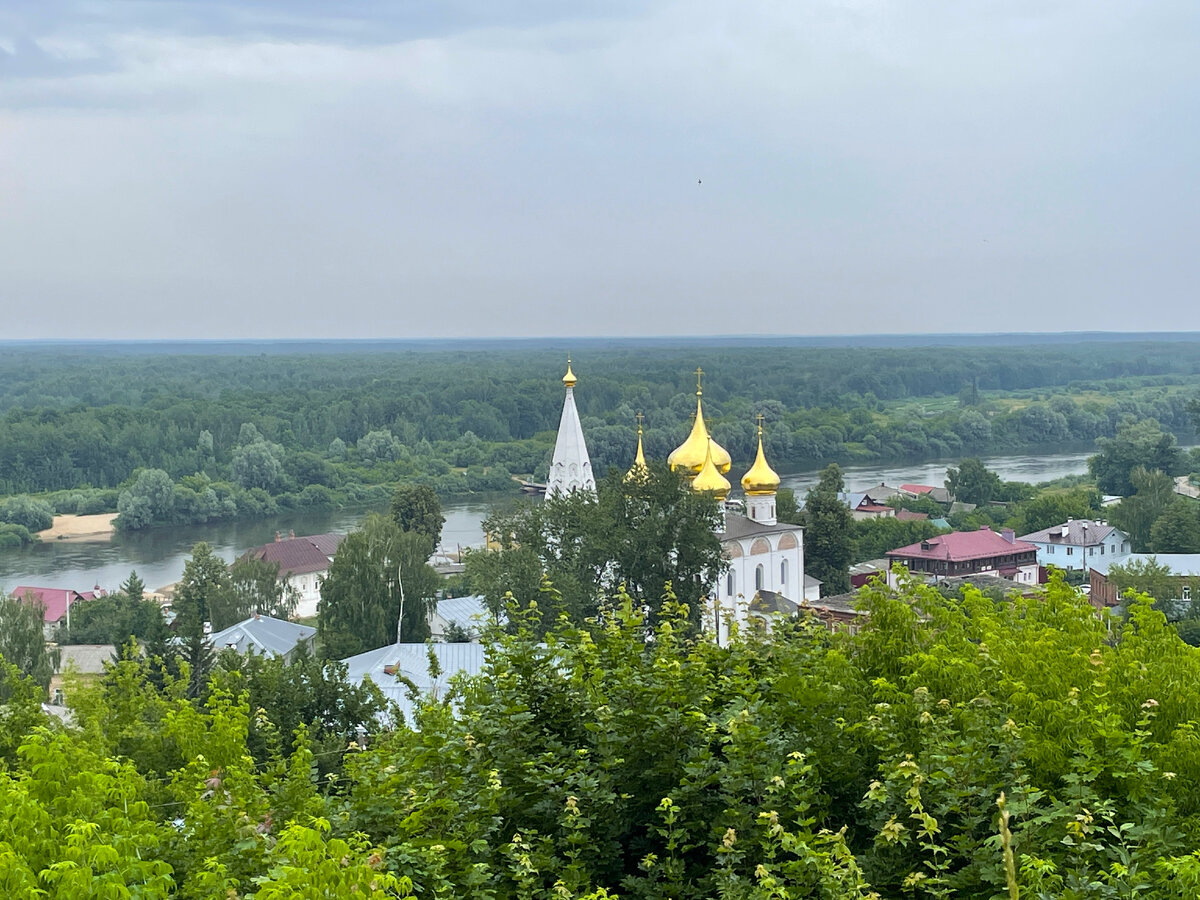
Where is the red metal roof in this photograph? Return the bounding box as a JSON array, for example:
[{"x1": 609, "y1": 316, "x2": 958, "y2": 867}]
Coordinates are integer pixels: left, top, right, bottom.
[
  {"x1": 242, "y1": 533, "x2": 344, "y2": 576},
  {"x1": 886, "y1": 527, "x2": 1037, "y2": 563},
  {"x1": 11, "y1": 586, "x2": 92, "y2": 623},
  {"x1": 900, "y1": 484, "x2": 936, "y2": 494}
]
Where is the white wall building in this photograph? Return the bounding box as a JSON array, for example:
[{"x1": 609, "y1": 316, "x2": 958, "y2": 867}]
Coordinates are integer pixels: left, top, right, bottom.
[
  {"x1": 546, "y1": 359, "x2": 595, "y2": 497},
  {"x1": 1018, "y1": 519, "x2": 1130, "y2": 571}
]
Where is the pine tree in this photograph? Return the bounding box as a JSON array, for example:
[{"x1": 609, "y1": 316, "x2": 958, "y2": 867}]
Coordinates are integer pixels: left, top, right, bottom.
[{"x1": 803, "y1": 463, "x2": 853, "y2": 596}]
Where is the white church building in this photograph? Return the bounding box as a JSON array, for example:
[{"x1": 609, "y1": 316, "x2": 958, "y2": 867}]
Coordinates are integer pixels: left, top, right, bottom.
[{"x1": 549, "y1": 362, "x2": 811, "y2": 646}]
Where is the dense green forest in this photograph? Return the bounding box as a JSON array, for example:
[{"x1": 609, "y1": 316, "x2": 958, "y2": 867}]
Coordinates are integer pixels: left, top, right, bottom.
[
  {"x1": 5, "y1": 576, "x2": 1200, "y2": 896},
  {"x1": 0, "y1": 340, "x2": 1197, "y2": 534}
]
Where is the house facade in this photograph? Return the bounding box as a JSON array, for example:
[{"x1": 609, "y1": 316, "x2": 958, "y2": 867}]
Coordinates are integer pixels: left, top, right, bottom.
[
  {"x1": 12, "y1": 585, "x2": 103, "y2": 638},
  {"x1": 209, "y1": 615, "x2": 317, "y2": 662},
  {"x1": 886, "y1": 527, "x2": 1040, "y2": 587},
  {"x1": 240, "y1": 532, "x2": 344, "y2": 618},
  {"x1": 1018, "y1": 519, "x2": 1130, "y2": 571},
  {"x1": 1088, "y1": 553, "x2": 1200, "y2": 609}
]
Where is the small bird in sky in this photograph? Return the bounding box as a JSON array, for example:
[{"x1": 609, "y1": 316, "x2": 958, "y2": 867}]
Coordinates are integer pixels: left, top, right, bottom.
[{"x1": 698, "y1": 179, "x2": 702, "y2": 184}]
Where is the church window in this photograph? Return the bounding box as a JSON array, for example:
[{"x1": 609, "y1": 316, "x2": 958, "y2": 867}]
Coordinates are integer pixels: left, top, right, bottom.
[
  {"x1": 780, "y1": 559, "x2": 788, "y2": 585},
  {"x1": 727, "y1": 572, "x2": 735, "y2": 595},
  {"x1": 755, "y1": 565, "x2": 764, "y2": 591}
]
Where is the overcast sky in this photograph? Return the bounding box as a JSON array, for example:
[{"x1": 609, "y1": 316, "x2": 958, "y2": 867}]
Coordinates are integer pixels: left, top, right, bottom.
[{"x1": 1, "y1": 1, "x2": 1197, "y2": 339}]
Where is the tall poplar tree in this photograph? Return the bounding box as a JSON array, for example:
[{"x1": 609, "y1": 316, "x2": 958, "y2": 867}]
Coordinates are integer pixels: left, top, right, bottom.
[
  {"x1": 803, "y1": 463, "x2": 853, "y2": 596},
  {"x1": 317, "y1": 514, "x2": 440, "y2": 659}
]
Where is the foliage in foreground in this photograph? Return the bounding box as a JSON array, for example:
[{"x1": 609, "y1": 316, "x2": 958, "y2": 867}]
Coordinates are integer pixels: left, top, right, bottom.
[{"x1": 6, "y1": 575, "x2": 1200, "y2": 896}]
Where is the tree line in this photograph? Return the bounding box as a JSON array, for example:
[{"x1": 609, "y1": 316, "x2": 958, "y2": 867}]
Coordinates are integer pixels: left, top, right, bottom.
[{"x1": 1, "y1": 342, "x2": 1198, "y2": 536}]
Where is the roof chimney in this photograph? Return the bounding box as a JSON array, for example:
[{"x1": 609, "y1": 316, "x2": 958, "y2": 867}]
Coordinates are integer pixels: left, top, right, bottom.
[
  {"x1": 1002, "y1": 528, "x2": 1015, "y2": 543},
  {"x1": 1061, "y1": 525, "x2": 1069, "y2": 538},
  {"x1": 275, "y1": 531, "x2": 281, "y2": 542},
  {"x1": 289, "y1": 529, "x2": 295, "y2": 540}
]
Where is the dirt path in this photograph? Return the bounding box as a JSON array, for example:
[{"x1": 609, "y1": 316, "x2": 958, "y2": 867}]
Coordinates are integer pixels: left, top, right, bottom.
[{"x1": 38, "y1": 513, "x2": 118, "y2": 541}]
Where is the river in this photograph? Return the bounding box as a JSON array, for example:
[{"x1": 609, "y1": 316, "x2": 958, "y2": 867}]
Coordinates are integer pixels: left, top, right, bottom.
[{"x1": 0, "y1": 448, "x2": 1116, "y2": 595}]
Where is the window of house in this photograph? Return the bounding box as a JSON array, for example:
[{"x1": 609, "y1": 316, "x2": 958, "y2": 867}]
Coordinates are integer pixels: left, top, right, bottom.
[
  {"x1": 1048, "y1": 545, "x2": 1054, "y2": 554},
  {"x1": 780, "y1": 559, "x2": 788, "y2": 585},
  {"x1": 1184, "y1": 585, "x2": 1193, "y2": 602},
  {"x1": 1066, "y1": 547, "x2": 1073, "y2": 556},
  {"x1": 1100, "y1": 545, "x2": 1104, "y2": 555},
  {"x1": 727, "y1": 572, "x2": 735, "y2": 596},
  {"x1": 755, "y1": 565, "x2": 764, "y2": 591}
]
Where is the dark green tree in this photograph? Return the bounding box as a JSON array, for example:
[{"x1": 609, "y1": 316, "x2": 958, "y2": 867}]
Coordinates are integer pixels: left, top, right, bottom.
[
  {"x1": 1009, "y1": 487, "x2": 1102, "y2": 535},
  {"x1": 0, "y1": 495, "x2": 54, "y2": 532},
  {"x1": 0, "y1": 593, "x2": 59, "y2": 691},
  {"x1": 1088, "y1": 418, "x2": 1184, "y2": 496},
  {"x1": 389, "y1": 483, "x2": 445, "y2": 548},
  {"x1": 317, "y1": 513, "x2": 439, "y2": 659},
  {"x1": 115, "y1": 468, "x2": 176, "y2": 530},
  {"x1": 945, "y1": 457, "x2": 1003, "y2": 505},
  {"x1": 216, "y1": 646, "x2": 387, "y2": 778},
  {"x1": 174, "y1": 542, "x2": 231, "y2": 696},
  {"x1": 59, "y1": 570, "x2": 165, "y2": 645},
  {"x1": 776, "y1": 487, "x2": 801, "y2": 525},
  {"x1": 1150, "y1": 499, "x2": 1200, "y2": 554},
  {"x1": 1110, "y1": 467, "x2": 1177, "y2": 551},
  {"x1": 228, "y1": 555, "x2": 298, "y2": 623},
  {"x1": 469, "y1": 464, "x2": 723, "y2": 631},
  {"x1": 803, "y1": 463, "x2": 853, "y2": 595}
]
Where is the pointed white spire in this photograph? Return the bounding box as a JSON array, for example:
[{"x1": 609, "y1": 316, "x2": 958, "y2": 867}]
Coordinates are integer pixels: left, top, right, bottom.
[{"x1": 547, "y1": 357, "x2": 595, "y2": 497}]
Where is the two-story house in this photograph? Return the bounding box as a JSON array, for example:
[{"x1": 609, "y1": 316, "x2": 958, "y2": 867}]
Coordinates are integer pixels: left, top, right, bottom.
[
  {"x1": 240, "y1": 532, "x2": 344, "y2": 619},
  {"x1": 1018, "y1": 519, "x2": 1130, "y2": 572},
  {"x1": 886, "y1": 527, "x2": 1040, "y2": 587}
]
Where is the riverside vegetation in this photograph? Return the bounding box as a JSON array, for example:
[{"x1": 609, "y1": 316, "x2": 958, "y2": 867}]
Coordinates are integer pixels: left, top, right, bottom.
[
  {"x1": 0, "y1": 339, "x2": 1199, "y2": 540},
  {"x1": 4, "y1": 575, "x2": 1200, "y2": 896}
]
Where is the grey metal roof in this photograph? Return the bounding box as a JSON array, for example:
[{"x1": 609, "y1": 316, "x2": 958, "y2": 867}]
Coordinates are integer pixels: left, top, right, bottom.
[
  {"x1": 1090, "y1": 553, "x2": 1200, "y2": 577},
  {"x1": 719, "y1": 513, "x2": 803, "y2": 541},
  {"x1": 55, "y1": 644, "x2": 117, "y2": 675},
  {"x1": 803, "y1": 574, "x2": 822, "y2": 589},
  {"x1": 342, "y1": 641, "x2": 487, "y2": 725},
  {"x1": 436, "y1": 595, "x2": 492, "y2": 628},
  {"x1": 1019, "y1": 519, "x2": 1121, "y2": 547},
  {"x1": 209, "y1": 615, "x2": 316, "y2": 657}
]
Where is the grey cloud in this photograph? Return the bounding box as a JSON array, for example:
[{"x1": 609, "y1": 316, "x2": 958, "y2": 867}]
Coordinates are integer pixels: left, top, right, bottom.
[{"x1": 0, "y1": 0, "x2": 1197, "y2": 338}]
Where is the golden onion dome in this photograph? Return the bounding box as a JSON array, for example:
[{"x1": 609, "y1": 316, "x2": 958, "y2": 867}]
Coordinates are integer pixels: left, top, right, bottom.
[
  {"x1": 625, "y1": 416, "x2": 649, "y2": 483},
  {"x1": 741, "y1": 420, "x2": 780, "y2": 496},
  {"x1": 691, "y1": 438, "x2": 731, "y2": 500},
  {"x1": 709, "y1": 435, "x2": 732, "y2": 474},
  {"x1": 562, "y1": 357, "x2": 577, "y2": 388},
  {"x1": 668, "y1": 395, "x2": 711, "y2": 475}
]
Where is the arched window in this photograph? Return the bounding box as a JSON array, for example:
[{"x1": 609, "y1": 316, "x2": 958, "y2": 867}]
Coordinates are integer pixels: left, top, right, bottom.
[
  {"x1": 755, "y1": 565, "x2": 764, "y2": 591},
  {"x1": 780, "y1": 559, "x2": 788, "y2": 585},
  {"x1": 727, "y1": 571, "x2": 735, "y2": 596}
]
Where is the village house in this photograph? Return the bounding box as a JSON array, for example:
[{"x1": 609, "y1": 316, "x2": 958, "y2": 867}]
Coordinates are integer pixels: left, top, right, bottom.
[
  {"x1": 12, "y1": 585, "x2": 105, "y2": 639},
  {"x1": 1088, "y1": 554, "x2": 1200, "y2": 610},
  {"x1": 900, "y1": 484, "x2": 954, "y2": 505},
  {"x1": 429, "y1": 595, "x2": 495, "y2": 642},
  {"x1": 841, "y1": 491, "x2": 896, "y2": 520},
  {"x1": 342, "y1": 641, "x2": 487, "y2": 725},
  {"x1": 240, "y1": 531, "x2": 344, "y2": 619},
  {"x1": 209, "y1": 615, "x2": 317, "y2": 662},
  {"x1": 886, "y1": 526, "x2": 1040, "y2": 587},
  {"x1": 48, "y1": 644, "x2": 117, "y2": 708},
  {"x1": 1018, "y1": 519, "x2": 1130, "y2": 571}
]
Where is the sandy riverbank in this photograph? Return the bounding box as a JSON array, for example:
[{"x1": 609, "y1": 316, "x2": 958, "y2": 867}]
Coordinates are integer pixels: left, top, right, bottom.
[{"x1": 37, "y1": 513, "x2": 119, "y2": 541}]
